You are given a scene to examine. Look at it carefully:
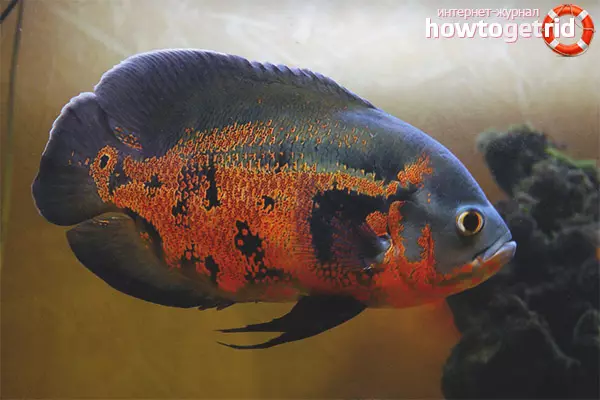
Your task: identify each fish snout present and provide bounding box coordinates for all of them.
[471,230,516,270]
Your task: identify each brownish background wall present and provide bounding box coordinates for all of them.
[1,0,598,398]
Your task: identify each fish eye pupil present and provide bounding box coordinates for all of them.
[456,209,484,236]
[100,155,109,169]
[463,212,480,233]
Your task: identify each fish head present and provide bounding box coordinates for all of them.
[376,149,516,302]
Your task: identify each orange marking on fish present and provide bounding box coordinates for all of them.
[139,231,152,249]
[385,181,400,197]
[410,225,436,287]
[366,211,388,236]
[114,127,143,150]
[397,154,433,187]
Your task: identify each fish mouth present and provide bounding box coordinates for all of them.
[437,232,516,288]
[471,231,516,268]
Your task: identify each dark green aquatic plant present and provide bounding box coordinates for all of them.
[443,126,599,399]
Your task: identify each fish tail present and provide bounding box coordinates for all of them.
[32,93,117,226]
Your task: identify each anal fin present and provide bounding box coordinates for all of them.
[67,212,228,309]
[217,295,366,349]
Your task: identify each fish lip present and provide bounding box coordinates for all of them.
[472,231,516,267]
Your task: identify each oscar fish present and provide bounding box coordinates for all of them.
[32,49,516,349]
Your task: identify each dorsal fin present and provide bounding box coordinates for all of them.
[93,49,375,151]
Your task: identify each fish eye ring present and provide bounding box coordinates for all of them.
[456,209,484,236]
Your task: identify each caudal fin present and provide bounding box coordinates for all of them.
[32,93,117,226]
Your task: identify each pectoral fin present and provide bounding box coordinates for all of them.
[67,212,229,309]
[217,295,366,349]
[310,189,391,272]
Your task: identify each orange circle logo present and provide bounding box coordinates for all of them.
[543,4,595,56]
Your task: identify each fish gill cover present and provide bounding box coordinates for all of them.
[442,126,599,399]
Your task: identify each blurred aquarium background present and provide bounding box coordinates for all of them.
[1,0,598,398]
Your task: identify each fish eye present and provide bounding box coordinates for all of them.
[456,209,484,236]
